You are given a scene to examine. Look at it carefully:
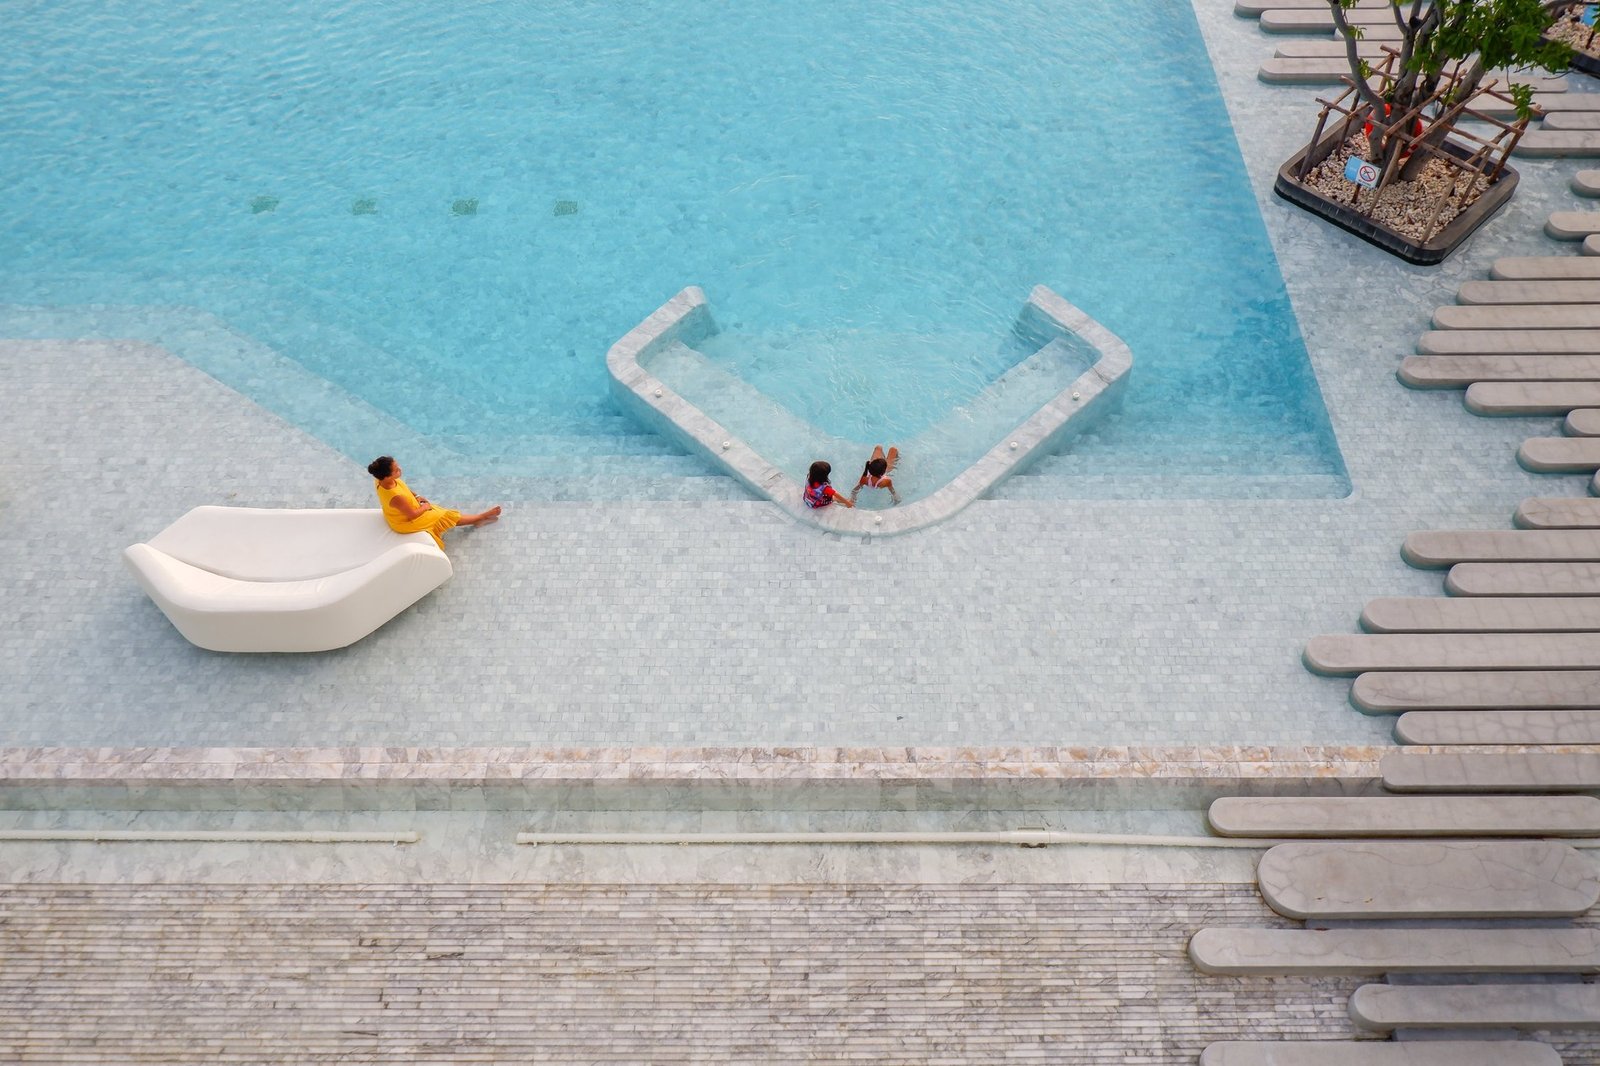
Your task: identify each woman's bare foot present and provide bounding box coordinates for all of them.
[462,505,502,526]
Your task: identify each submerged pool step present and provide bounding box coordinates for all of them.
[1396,709,1600,744]
[1353,668,1600,710]
[1207,794,1600,837]
[1400,354,1600,387]
[1515,497,1600,528]
[1382,750,1600,792]
[1360,595,1600,632]
[1189,926,1600,975]
[1256,840,1600,919]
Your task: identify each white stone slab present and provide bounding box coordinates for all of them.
[1576,169,1600,197]
[1259,8,1403,30]
[1209,794,1600,837]
[1397,709,1600,744]
[1382,750,1600,792]
[1236,0,1402,14]
[1467,381,1600,414]
[1587,233,1600,256]
[1569,408,1600,435]
[1460,278,1600,302]
[1257,840,1599,919]
[1402,354,1600,387]
[1447,562,1600,595]
[1490,256,1600,280]
[1405,529,1600,566]
[1189,926,1600,975]
[1361,595,1600,632]
[1515,496,1600,528]
[1258,58,1348,84]
[1307,633,1600,674]
[1354,668,1600,710]
[1351,982,1600,1031]
[1435,304,1600,330]
[1546,112,1600,131]
[1200,1042,1559,1066]
[1421,328,1600,355]
[1522,131,1600,157]
[1522,436,1600,471]
[1551,211,1600,239]
[1271,39,1395,57]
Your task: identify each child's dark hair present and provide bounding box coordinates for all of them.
[863,457,887,479]
[806,460,831,486]
[367,455,396,479]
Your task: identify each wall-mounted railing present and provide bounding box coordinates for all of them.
[606,286,1131,536]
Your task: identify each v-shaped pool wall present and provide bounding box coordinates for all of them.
[606,286,1131,536]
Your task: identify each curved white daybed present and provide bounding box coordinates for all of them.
[123,506,453,653]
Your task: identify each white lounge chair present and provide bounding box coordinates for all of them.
[123,506,452,652]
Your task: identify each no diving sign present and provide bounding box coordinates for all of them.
[1343,156,1380,189]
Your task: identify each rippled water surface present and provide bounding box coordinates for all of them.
[1,0,1345,489]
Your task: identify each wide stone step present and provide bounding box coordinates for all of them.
[1404,529,1600,566]
[1448,561,1600,594]
[1485,94,1600,119]
[1553,211,1600,239]
[1305,633,1600,674]
[1577,169,1600,196]
[1353,668,1600,710]
[1589,233,1600,256]
[1382,750,1600,792]
[1259,7,1403,30]
[1402,354,1600,387]
[1189,926,1600,975]
[1522,436,1600,472]
[1520,130,1600,156]
[1460,278,1600,303]
[1257,840,1599,919]
[1515,497,1600,528]
[1199,1041,1560,1066]
[1236,0,1409,15]
[1491,256,1600,280]
[1360,595,1600,632]
[1435,304,1600,330]
[1420,328,1600,355]
[1547,112,1600,132]
[1258,58,1348,83]
[1271,39,1396,57]
[1209,794,1600,837]
[1351,982,1600,1032]
[1570,409,1600,435]
[1397,709,1600,744]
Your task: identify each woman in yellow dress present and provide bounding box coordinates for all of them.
[367,455,501,551]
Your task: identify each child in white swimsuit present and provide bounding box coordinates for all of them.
[851,445,900,505]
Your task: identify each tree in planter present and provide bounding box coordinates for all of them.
[1327,0,1568,176]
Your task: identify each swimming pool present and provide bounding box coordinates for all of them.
[0,0,1346,497]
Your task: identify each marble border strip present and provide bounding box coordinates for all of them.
[604,285,1132,536]
[0,744,1389,784]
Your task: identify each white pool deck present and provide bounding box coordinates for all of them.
[0,1,1590,767]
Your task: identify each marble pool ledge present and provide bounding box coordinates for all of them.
[605,285,1132,536]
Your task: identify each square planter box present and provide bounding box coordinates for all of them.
[1274,126,1519,265]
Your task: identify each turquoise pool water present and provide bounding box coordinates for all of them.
[0,0,1345,494]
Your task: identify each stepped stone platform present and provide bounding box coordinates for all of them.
[1492,257,1600,280]
[1522,436,1600,472]
[1569,409,1600,435]
[1200,1042,1559,1066]
[1382,751,1600,792]
[1256,840,1600,919]
[1434,304,1600,330]
[0,882,1369,1065]
[1351,983,1600,1032]
[1551,211,1600,239]
[1516,498,1600,529]
[1447,563,1600,595]
[1360,595,1600,632]
[1401,354,1600,386]
[1208,795,1600,837]
[1355,668,1600,710]
[1189,926,1600,975]
[1307,633,1600,674]
[1235,0,1404,14]
[1520,132,1600,157]
[1419,328,1600,355]
[1258,8,1398,30]
[1397,710,1600,745]
[1468,381,1600,414]
[1403,530,1600,567]
[1550,113,1600,132]
[1460,279,1600,303]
